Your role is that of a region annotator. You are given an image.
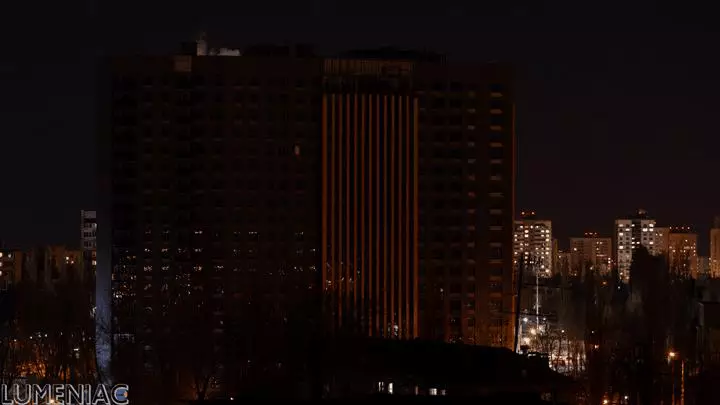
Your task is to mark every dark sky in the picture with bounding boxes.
[1,1,718,252]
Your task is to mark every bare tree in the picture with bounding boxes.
[11,280,96,384]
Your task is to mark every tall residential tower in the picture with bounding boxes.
[667,227,698,278]
[99,43,518,380]
[513,211,553,276]
[569,232,612,277]
[615,209,658,282]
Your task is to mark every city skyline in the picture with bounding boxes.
[1,22,719,401]
[1,1,719,251]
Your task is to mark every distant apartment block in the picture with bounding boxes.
[699,256,710,277]
[12,246,85,288]
[513,211,553,277]
[0,250,16,291]
[554,249,572,278]
[654,226,671,255]
[81,210,97,279]
[569,232,612,277]
[711,216,720,278]
[81,210,97,251]
[615,209,658,282]
[668,227,699,279]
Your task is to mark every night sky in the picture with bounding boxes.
[1,1,718,252]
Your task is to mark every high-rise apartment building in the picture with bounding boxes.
[615,209,658,282]
[569,232,612,277]
[12,246,85,287]
[320,66,420,339]
[699,256,710,278]
[668,227,698,278]
[81,210,97,251]
[0,250,15,291]
[81,210,97,278]
[655,226,671,255]
[711,216,720,278]
[99,46,323,387]
[513,211,553,276]
[99,42,516,372]
[554,249,572,278]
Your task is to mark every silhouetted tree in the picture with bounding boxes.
[9,280,97,384]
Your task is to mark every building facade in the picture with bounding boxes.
[0,250,15,291]
[654,226,671,255]
[668,227,699,279]
[513,211,553,277]
[12,246,84,287]
[81,210,97,279]
[615,209,658,282]
[569,233,612,277]
[99,44,517,387]
[100,48,323,391]
[711,217,720,278]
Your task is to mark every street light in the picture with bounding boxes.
[667,350,685,405]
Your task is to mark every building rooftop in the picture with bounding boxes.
[339,47,446,62]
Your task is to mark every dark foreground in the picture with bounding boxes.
[190,392,558,404]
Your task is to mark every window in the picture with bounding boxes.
[489,84,505,93]
[490,246,503,260]
[490,215,503,227]
[489,147,504,160]
[490,115,504,126]
[490,131,503,141]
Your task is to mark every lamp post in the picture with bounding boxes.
[668,351,676,405]
[667,351,685,405]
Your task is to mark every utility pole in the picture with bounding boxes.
[513,257,525,352]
